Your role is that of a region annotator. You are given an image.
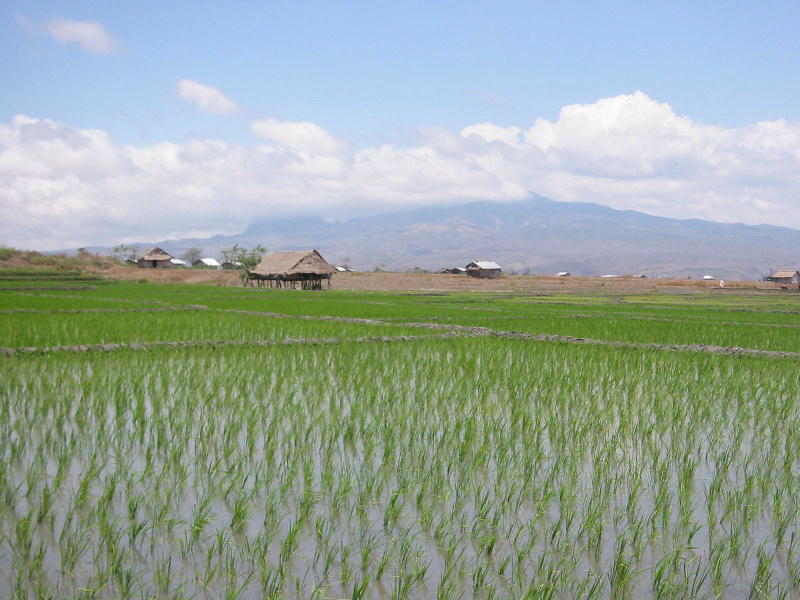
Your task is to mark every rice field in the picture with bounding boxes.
[2,276,800,599]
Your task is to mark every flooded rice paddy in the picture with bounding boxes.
[2,278,800,599]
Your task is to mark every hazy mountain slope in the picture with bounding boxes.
[87,195,800,278]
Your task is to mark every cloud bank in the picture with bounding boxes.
[177,80,241,114]
[2,92,799,250]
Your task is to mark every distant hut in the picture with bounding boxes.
[249,250,335,290]
[137,246,173,268]
[466,260,502,279]
[170,258,188,267]
[194,258,221,269]
[768,269,800,284]
[556,271,570,277]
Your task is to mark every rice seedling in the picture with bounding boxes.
[2,279,800,597]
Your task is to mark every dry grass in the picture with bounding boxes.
[3,248,789,294]
[99,266,786,294]
[329,272,781,294]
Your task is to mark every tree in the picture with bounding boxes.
[181,247,203,265]
[111,244,137,262]
[219,244,267,270]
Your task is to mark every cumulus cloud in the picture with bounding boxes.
[42,18,119,54]
[2,92,800,250]
[177,80,240,114]
[251,118,347,155]
[461,123,522,147]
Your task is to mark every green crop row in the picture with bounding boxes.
[2,338,799,598]
[0,310,429,347]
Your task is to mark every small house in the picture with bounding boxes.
[249,249,335,290]
[137,246,173,268]
[466,261,502,279]
[556,272,570,277]
[768,269,800,284]
[222,261,242,270]
[170,258,188,267]
[194,258,221,269]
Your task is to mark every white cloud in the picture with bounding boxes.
[461,123,522,147]
[2,93,800,250]
[177,80,241,115]
[251,118,346,155]
[43,18,118,54]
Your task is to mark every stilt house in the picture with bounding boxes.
[249,250,335,290]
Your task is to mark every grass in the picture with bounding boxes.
[1,275,799,598]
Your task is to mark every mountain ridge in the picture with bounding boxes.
[82,195,800,279]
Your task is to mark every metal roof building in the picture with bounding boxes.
[466,260,502,279]
[768,269,800,284]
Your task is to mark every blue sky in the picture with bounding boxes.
[2,1,800,248]
[5,1,800,144]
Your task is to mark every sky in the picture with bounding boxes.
[2,0,800,250]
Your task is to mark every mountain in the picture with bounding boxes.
[88,195,800,278]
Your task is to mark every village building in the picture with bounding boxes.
[137,246,173,268]
[170,258,188,267]
[767,269,800,284]
[466,260,502,279]
[249,249,335,290]
[194,258,221,269]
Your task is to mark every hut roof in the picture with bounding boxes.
[251,250,335,277]
[467,260,501,270]
[196,257,221,267]
[773,269,800,278]
[139,246,173,261]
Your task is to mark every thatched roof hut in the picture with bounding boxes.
[249,250,335,289]
[137,246,173,268]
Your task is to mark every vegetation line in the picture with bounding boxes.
[495,330,800,358]
[223,308,385,324]
[0,285,98,291]
[484,311,800,329]
[14,292,168,304]
[0,332,460,356]
[222,309,800,358]
[0,305,208,314]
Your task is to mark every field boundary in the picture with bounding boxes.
[0,305,208,314]
[0,332,461,356]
